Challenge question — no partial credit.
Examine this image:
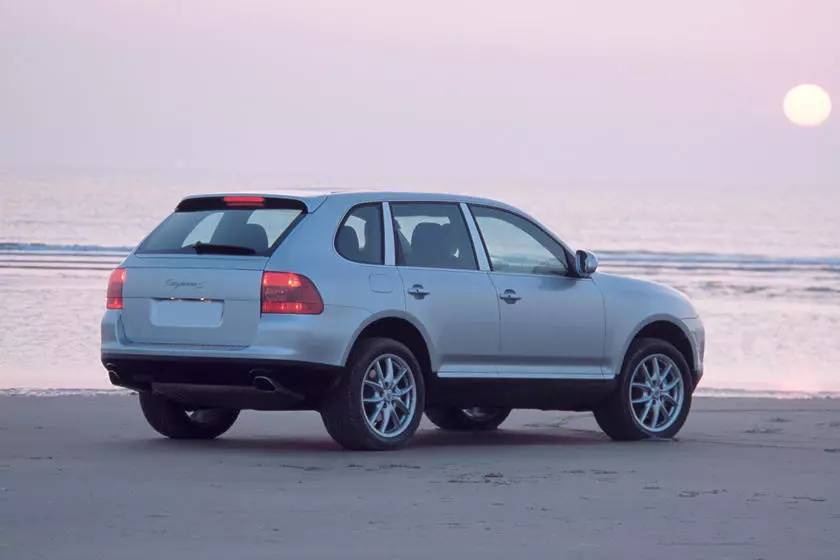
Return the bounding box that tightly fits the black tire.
[321,338,426,451]
[425,407,511,431]
[594,338,693,441]
[139,392,240,440]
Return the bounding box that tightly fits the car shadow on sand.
[110,426,611,456]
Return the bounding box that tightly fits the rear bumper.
[102,354,344,410]
[100,304,371,367]
[100,304,364,410]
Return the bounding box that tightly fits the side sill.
[425,377,617,412]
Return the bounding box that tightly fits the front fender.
[593,273,701,377]
[609,314,700,377]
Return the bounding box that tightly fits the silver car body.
[102,190,704,409]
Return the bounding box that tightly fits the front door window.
[470,205,568,276]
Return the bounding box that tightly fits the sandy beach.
[1,394,838,559]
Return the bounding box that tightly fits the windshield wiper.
[185,242,257,255]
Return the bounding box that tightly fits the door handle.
[407,284,430,299]
[499,289,521,303]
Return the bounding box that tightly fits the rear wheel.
[321,338,425,451]
[425,406,511,431]
[594,338,692,441]
[139,392,240,439]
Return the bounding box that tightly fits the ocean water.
[1,172,839,394]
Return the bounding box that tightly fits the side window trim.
[382,202,396,266]
[459,202,491,271]
[467,203,574,276]
[334,202,385,266]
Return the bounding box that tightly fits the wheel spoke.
[385,357,395,385]
[659,403,672,424]
[651,358,661,382]
[631,394,652,404]
[375,361,385,385]
[663,378,681,391]
[660,363,673,380]
[393,399,410,415]
[364,379,384,391]
[369,402,384,423]
[661,393,679,406]
[380,405,393,432]
[640,401,653,423]
[651,402,661,428]
[393,367,409,385]
[393,384,414,397]
[641,363,652,383]
[363,394,384,403]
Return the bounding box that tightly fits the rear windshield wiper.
[184,242,257,255]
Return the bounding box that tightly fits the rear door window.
[137,199,303,256]
[390,203,477,270]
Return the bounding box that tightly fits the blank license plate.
[151,299,223,328]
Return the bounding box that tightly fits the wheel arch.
[341,312,436,380]
[618,316,698,384]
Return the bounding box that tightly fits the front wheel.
[425,406,511,431]
[321,338,425,451]
[139,392,240,439]
[594,338,692,441]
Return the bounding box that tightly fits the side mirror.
[575,250,598,277]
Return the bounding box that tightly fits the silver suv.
[101,190,705,450]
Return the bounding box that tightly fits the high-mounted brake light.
[261,272,323,314]
[223,196,265,208]
[106,268,126,309]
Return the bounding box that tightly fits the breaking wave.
[1,241,838,274]
[596,250,840,272]
[0,242,134,254]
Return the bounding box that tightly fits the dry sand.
[1,394,839,559]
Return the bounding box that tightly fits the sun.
[784,84,832,127]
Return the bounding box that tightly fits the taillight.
[261,272,323,314]
[106,268,126,310]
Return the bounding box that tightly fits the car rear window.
[136,198,304,256]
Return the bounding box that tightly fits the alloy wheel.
[360,354,417,438]
[629,354,685,433]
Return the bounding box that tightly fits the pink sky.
[1,0,837,187]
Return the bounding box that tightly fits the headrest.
[337,225,361,259]
[238,223,269,252]
[411,222,444,248]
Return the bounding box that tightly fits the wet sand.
[1,394,839,559]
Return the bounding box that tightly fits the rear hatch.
[120,195,305,347]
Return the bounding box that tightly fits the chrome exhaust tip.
[252,376,277,392]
